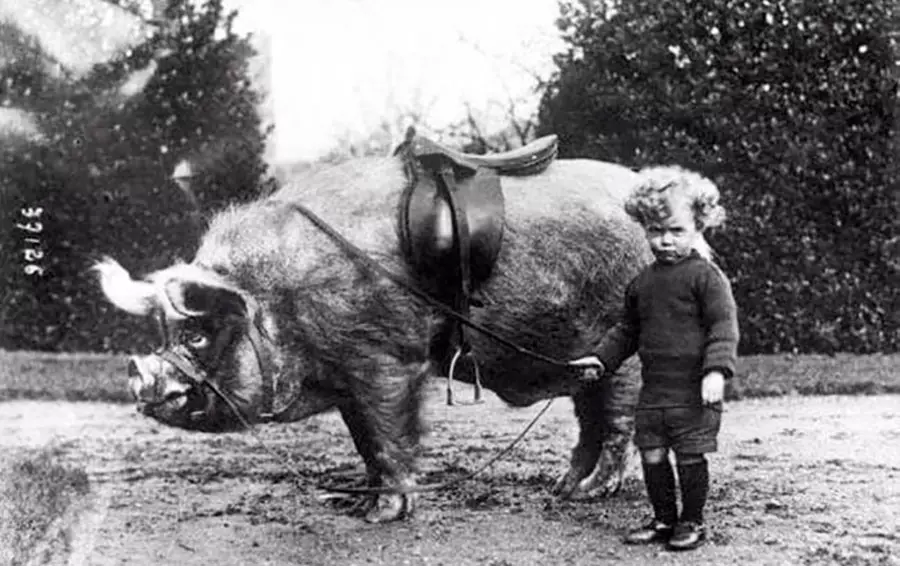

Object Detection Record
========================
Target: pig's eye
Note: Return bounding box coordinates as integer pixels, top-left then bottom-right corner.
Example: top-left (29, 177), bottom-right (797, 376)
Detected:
top-left (184, 332), bottom-right (210, 350)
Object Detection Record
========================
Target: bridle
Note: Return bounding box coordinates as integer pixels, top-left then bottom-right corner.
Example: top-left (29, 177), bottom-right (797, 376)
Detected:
top-left (145, 307), bottom-right (288, 424)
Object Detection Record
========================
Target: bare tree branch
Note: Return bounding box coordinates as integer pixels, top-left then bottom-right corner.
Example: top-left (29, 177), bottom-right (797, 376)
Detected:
top-left (451, 30), bottom-right (545, 149)
top-left (455, 31), bottom-right (549, 89)
top-left (462, 102), bottom-right (494, 152)
top-left (502, 95), bottom-right (534, 146)
top-left (93, 0), bottom-right (170, 26)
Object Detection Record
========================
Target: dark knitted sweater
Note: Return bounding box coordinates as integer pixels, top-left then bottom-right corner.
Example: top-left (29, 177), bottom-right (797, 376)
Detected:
top-left (595, 251), bottom-right (740, 408)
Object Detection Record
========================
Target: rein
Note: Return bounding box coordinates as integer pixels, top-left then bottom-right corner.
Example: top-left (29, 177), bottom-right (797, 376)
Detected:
top-left (210, 377), bottom-right (557, 496)
top-left (274, 202), bottom-right (591, 494)
top-left (147, 200), bottom-right (596, 497)
top-left (148, 200), bottom-right (721, 499)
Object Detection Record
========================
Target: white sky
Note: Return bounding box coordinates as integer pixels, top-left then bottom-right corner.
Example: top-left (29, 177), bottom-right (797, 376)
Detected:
top-left (227, 0), bottom-right (564, 163)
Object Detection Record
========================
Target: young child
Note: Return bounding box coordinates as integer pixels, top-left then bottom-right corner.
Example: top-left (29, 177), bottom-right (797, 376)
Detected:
top-left (570, 166), bottom-right (739, 551)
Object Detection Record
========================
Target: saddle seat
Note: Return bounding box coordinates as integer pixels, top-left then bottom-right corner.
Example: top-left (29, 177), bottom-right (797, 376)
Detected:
top-left (406, 133), bottom-right (559, 177)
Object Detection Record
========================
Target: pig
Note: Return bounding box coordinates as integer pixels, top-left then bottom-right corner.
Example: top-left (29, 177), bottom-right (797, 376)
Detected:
top-left (95, 152), bottom-right (655, 523)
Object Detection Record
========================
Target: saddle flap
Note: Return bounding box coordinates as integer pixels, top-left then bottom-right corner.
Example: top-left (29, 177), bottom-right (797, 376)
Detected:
top-left (397, 163), bottom-right (505, 304)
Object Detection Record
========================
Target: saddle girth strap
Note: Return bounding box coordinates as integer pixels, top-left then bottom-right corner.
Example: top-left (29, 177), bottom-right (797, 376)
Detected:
top-left (434, 165), bottom-right (484, 404)
top-left (436, 165), bottom-right (471, 312)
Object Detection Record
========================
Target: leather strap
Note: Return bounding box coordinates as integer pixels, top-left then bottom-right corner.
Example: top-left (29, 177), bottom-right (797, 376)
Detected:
top-left (436, 166), bottom-right (471, 316)
top-left (435, 164), bottom-right (485, 403)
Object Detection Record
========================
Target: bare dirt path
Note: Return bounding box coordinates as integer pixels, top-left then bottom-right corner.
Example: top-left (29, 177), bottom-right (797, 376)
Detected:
top-left (1, 390), bottom-right (898, 566)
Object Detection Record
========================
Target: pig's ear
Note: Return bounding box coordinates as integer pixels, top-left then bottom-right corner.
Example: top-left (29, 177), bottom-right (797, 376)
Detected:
top-left (163, 278), bottom-right (248, 320)
top-left (92, 257), bottom-right (159, 316)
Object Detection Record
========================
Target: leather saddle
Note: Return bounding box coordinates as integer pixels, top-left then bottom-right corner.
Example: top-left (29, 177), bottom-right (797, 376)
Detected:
top-left (393, 128), bottom-right (559, 403)
top-left (394, 128), bottom-right (558, 305)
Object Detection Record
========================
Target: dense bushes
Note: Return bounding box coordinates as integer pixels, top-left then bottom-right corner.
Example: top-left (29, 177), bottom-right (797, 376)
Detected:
top-left (3, 0), bottom-right (897, 356)
top-left (0, 0), bottom-right (270, 352)
top-left (538, 0), bottom-right (899, 354)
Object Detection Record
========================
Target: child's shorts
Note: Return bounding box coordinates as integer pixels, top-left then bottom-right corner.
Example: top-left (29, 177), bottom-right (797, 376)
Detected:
top-left (633, 404), bottom-right (722, 454)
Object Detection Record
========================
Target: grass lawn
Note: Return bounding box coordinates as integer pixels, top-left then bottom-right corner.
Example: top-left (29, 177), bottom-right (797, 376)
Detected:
top-left (0, 349), bottom-right (898, 403)
top-left (728, 352), bottom-right (900, 399)
top-left (0, 350), bottom-right (134, 403)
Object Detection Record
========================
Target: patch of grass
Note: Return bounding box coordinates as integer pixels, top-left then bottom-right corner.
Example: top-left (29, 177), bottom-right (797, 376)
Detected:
top-left (0, 349), bottom-right (898, 404)
top-left (0, 350), bottom-right (132, 403)
top-left (729, 353), bottom-right (900, 400)
top-left (0, 449), bottom-right (91, 566)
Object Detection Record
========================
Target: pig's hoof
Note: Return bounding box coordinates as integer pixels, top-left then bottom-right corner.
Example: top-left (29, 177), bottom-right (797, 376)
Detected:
top-left (364, 493), bottom-right (412, 523)
top-left (579, 470), bottom-right (623, 498)
top-left (552, 468), bottom-right (586, 499)
top-left (567, 465), bottom-right (625, 500)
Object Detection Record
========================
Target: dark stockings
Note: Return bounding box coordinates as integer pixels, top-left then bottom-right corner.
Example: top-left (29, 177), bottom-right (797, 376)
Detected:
top-left (641, 450), bottom-right (710, 525)
top-left (641, 458), bottom-right (677, 524)
top-left (676, 455), bottom-right (709, 524)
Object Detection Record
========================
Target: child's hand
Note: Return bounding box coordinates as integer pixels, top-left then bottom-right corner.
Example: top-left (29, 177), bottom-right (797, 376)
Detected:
top-left (702, 371), bottom-right (725, 404)
top-left (568, 356), bottom-right (605, 381)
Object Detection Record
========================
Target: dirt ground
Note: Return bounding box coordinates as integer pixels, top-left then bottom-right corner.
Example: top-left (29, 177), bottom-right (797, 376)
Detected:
top-left (1, 387), bottom-right (898, 566)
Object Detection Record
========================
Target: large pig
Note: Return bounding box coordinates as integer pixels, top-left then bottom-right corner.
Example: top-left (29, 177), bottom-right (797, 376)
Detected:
top-left (95, 149), bottom-right (655, 523)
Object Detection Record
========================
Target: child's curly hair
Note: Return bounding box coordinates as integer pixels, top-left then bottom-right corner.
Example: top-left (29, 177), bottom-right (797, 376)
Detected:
top-left (625, 166), bottom-right (726, 231)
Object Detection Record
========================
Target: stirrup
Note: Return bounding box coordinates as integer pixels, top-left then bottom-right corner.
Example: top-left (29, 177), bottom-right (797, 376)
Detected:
top-left (446, 347), bottom-right (484, 406)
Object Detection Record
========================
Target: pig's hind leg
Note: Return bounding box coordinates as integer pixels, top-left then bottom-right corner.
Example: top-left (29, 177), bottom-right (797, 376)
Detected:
top-left (554, 360), bottom-right (639, 499)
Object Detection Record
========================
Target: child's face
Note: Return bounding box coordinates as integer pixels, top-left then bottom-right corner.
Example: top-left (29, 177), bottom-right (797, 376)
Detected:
top-left (643, 204), bottom-right (700, 264)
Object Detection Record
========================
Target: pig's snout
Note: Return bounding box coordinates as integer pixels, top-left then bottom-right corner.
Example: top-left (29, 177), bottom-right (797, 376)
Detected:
top-left (128, 355), bottom-right (193, 416)
top-left (128, 355), bottom-right (163, 406)
top-left (127, 357), bottom-right (142, 380)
